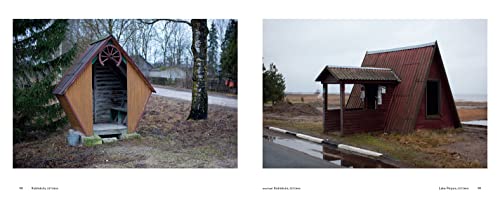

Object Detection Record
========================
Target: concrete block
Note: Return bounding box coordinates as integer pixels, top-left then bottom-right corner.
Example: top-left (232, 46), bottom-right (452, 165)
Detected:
top-left (82, 135), bottom-right (103, 147)
top-left (119, 132), bottom-right (141, 140)
top-left (67, 129), bottom-right (83, 146)
top-left (102, 137), bottom-right (118, 143)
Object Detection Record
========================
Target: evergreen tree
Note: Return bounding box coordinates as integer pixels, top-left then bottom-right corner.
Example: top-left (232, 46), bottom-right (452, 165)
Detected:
top-left (13, 19), bottom-right (76, 142)
top-left (207, 21), bottom-right (218, 79)
top-left (220, 20), bottom-right (237, 85)
top-left (263, 63), bottom-right (286, 105)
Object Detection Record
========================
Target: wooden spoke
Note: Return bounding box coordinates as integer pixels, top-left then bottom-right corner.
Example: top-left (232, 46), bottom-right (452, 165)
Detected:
top-left (98, 44), bottom-right (122, 66)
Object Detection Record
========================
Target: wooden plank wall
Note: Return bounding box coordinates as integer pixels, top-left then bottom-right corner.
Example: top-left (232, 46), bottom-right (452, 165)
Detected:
top-left (343, 109), bottom-right (385, 134)
top-left (57, 95), bottom-right (82, 132)
top-left (324, 108), bottom-right (385, 134)
top-left (93, 64), bottom-right (127, 123)
top-left (127, 63), bottom-right (152, 133)
top-left (65, 63), bottom-right (93, 136)
top-left (324, 109), bottom-right (340, 132)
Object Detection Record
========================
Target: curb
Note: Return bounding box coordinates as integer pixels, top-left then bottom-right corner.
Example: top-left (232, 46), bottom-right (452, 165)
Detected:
top-left (266, 126), bottom-right (383, 157)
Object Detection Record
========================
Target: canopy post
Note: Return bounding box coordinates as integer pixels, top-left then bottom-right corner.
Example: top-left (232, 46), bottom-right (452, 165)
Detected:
top-left (340, 82), bottom-right (345, 136)
top-left (323, 83), bottom-right (328, 133)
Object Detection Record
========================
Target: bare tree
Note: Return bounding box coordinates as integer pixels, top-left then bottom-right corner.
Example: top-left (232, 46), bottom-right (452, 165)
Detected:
top-left (159, 22), bottom-right (175, 66)
top-left (135, 22), bottom-right (156, 61)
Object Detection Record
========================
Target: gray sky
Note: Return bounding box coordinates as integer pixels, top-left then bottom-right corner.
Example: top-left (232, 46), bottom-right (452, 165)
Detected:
top-left (263, 20), bottom-right (487, 95)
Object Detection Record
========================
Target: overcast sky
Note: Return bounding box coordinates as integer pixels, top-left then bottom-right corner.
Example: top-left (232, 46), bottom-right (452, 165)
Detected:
top-left (263, 20), bottom-right (487, 95)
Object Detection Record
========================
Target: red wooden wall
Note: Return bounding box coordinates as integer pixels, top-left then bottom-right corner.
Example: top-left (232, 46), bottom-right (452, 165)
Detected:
top-left (342, 109), bottom-right (385, 134)
top-left (414, 54), bottom-right (456, 129)
top-left (324, 109), bottom-right (340, 132)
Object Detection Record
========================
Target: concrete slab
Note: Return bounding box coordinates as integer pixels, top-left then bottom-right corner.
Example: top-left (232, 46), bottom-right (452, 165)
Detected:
top-left (102, 137), bottom-right (118, 143)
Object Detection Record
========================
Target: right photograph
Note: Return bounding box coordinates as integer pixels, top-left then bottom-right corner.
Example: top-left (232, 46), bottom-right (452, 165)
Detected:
top-left (263, 19), bottom-right (487, 168)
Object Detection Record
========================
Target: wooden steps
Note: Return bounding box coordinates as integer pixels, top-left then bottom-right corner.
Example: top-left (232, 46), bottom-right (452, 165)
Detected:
top-left (93, 123), bottom-right (127, 136)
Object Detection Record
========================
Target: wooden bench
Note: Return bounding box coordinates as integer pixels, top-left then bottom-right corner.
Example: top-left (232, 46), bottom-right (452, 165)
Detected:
top-left (110, 98), bottom-right (127, 124)
top-left (110, 107), bottom-right (127, 124)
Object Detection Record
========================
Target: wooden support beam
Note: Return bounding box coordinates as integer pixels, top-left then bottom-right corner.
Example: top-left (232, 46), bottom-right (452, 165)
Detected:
top-left (340, 82), bottom-right (345, 136)
top-left (323, 83), bottom-right (328, 133)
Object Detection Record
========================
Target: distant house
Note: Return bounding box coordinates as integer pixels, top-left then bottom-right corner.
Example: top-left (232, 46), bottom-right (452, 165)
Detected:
top-left (129, 55), bottom-right (153, 78)
top-left (149, 64), bottom-right (190, 80)
top-left (315, 41), bottom-right (461, 135)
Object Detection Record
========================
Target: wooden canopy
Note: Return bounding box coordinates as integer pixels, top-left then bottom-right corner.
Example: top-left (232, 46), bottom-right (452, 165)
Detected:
top-left (315, 66), bottom-right (401, 84)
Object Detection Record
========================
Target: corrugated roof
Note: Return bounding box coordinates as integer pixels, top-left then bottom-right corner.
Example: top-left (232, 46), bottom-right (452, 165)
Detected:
top-left (316, 66), bottom-right (401, 83)
top-left (346, 41), bottom-right (460, 133)
top-left (366, 41), bottom-right (436, 55)
top-left (53, 35), bottom-right (156, 95)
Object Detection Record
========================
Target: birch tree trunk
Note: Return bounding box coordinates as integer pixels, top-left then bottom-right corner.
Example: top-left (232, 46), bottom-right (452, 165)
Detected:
top-left (187, 19), bottom-right (209, 120)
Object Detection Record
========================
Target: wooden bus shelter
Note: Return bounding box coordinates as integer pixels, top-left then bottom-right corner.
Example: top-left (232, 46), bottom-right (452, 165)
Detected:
top-left (315, 41), bottom-right (461, 135)
top-left (53, 35), bottom-right (156, 138)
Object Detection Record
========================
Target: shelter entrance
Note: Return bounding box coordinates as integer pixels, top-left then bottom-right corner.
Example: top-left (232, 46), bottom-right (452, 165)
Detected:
top-left (364, 84), bottom-right (378, 109)
top-left (315, 66), bottom-right (401, 135)
top-left (92, 44), bottom-right (128, 136)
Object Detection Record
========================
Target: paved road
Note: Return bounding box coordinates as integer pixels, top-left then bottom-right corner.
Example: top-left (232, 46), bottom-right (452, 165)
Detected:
top-left (153, 87), bottom-right (237, 108)
top-left (263, 139), bottom-right (340, 168)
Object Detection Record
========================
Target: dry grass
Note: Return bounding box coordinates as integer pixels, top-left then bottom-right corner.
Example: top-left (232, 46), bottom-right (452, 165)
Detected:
top-left (378, 128), bottom-right (485, 168)
top-left (14, 95), bottom-right (237, 168)
top-left (458, 109), bottom-right (487, 121)
top-left (285, 94), bottom-right (349, 108)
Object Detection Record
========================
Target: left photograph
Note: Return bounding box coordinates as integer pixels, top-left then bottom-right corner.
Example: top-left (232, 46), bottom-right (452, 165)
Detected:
top-left (13, 19), bottom-right (238, 168)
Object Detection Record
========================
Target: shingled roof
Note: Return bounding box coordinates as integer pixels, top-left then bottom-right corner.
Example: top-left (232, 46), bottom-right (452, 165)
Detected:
top-left (315, 66), bottom-right (401, 83)
top-left (53, 35), bottom-right (156, 95)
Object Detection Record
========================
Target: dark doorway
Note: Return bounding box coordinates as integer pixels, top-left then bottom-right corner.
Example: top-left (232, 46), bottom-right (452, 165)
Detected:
top-left (426, 80), bottom-right (440, 116)
top-left (365, 84), bottom-right (377, 109)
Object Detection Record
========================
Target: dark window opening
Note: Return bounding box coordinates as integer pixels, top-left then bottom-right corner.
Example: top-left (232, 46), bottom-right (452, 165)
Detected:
top-left (426, 80), bottom-right (440, 116)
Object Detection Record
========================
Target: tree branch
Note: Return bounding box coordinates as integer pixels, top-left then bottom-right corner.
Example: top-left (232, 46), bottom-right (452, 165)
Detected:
top-left (138, 19), bottom-right (192, 27)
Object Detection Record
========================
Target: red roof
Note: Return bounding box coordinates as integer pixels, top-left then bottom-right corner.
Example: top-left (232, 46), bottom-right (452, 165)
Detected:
top-left (53, 35), bottom-right (155, 95)
top-left (346, 41), bottom-right (460, 133)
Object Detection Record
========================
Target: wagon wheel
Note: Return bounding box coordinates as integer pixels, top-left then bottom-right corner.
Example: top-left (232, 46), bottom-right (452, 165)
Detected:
top-left (99, 44), bottom-right (122, 66)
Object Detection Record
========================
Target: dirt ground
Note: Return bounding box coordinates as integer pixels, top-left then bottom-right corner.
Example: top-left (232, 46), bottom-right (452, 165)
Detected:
top-left (14, 95), bottom-right (237, 168)
top-left (264, 94), bottom-right (487, 168)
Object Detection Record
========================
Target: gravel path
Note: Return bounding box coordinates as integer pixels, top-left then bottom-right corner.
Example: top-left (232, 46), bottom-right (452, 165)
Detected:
top-left (153, 87), bottom-right (237, 108)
